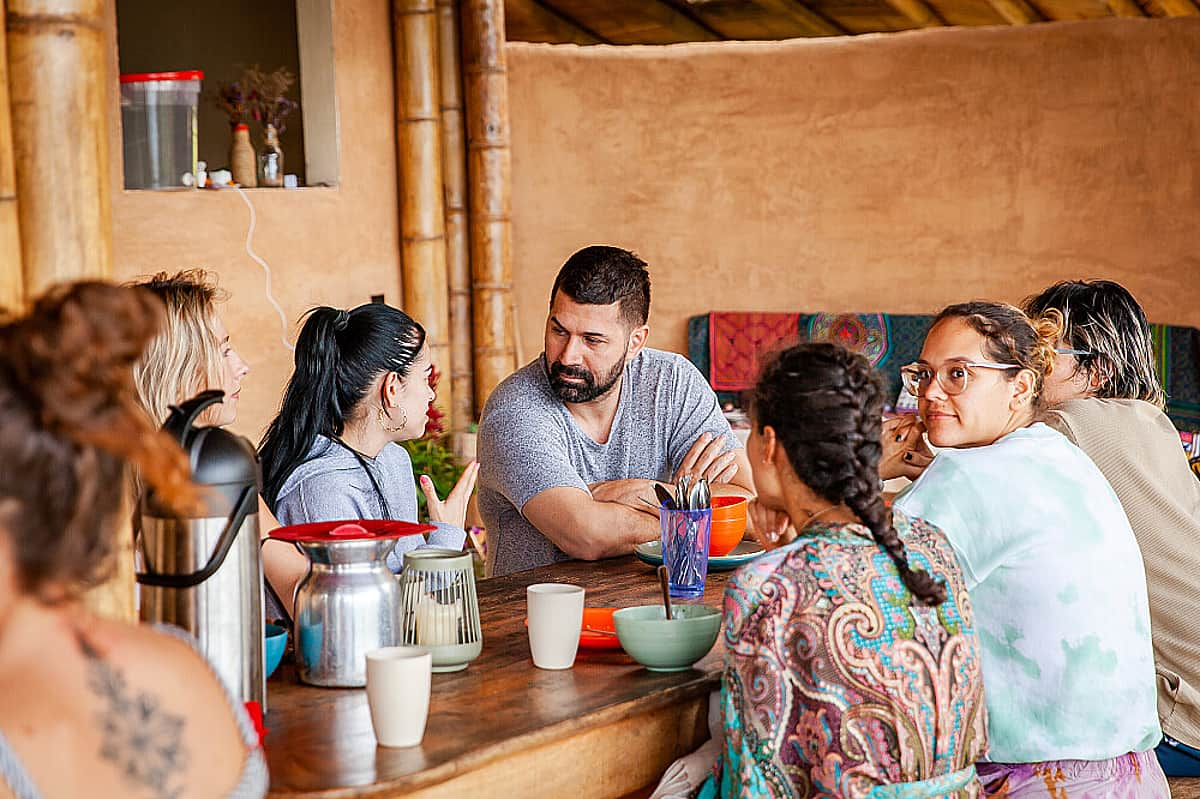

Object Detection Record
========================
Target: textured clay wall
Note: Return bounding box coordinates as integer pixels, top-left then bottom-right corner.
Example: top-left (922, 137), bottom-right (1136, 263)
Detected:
top-left (107, 16), bottom-right (1200, 436)
top-left (109, 1), bottom-right (400, 439)
top-left (507, 19), bottom-right (1200, 366)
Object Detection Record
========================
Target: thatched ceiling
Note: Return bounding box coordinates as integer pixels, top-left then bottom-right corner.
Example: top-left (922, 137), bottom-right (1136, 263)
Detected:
top-left (505, 0), bottom-right (1189, 43)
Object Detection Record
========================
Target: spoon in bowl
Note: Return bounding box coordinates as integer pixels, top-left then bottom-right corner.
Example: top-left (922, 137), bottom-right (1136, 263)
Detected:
top-left (657, 565), bottom-right (674, 621)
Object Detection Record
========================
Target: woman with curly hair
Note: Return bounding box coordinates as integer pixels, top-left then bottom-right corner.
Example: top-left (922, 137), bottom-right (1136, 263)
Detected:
top-left (658, 342), bottom-right (988, 798)
top-left (0, 282), bottom-right (266, 798)
top-left (893, 301), bottom-right (1164, 796)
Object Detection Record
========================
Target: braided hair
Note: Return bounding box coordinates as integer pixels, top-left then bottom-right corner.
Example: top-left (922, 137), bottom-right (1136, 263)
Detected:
top-left (753, 342), bottom-right (947, 606)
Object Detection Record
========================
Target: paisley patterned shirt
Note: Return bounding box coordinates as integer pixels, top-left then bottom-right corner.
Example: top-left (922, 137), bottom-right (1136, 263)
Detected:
top-left (702, 511), bottom-right (987, 798)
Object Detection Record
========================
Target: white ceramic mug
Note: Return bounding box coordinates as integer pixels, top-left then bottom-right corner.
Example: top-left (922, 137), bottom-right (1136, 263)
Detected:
top-left (365, 646), bottom-right (432, 747)
top-left (527, 583), bottom-right (585, 670)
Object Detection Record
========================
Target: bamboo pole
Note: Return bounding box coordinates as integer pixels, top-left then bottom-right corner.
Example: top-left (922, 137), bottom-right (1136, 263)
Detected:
top-left (506, 0), bottom-right (607, 44)
top-left (7, 0), bottom-right (128, 620)
top-left (747, 0), bottom-right (846, 36)
top-left (884, 0), bottom-right (946, 26)
top-left (395, 0), bottom-right (455, 430)
top-left (8, 0), bottom-right (112, 297)
top-left (985, 0), bottom-right (1043, 23)
top-left (0, 0), bottom-right (22, 312)
top-left (1158, 0), bottom-right (1200, 14)
top-left (438, 0), bottom-right (475, 429)
top-left (1105, 0), bottom-right (1146, 15)
top-left (461, 0), bottom-right (516, 411)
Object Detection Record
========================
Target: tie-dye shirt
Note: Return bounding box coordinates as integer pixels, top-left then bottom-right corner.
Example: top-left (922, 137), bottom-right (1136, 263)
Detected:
top-left (895, 423), bottom-right (1160, 763)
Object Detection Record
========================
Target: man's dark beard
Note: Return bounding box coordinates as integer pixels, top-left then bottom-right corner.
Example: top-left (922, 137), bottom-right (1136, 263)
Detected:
top-left (548, 353), bottom-right (626, 403)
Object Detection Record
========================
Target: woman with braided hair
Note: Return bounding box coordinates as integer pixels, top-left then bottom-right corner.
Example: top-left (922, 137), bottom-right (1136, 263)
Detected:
top-left (0, 282), bottom-right (266, 798)
top-left (893, 302), bottom-right (1165, 797)
top-left (670, 342), bottom-right (989, 798)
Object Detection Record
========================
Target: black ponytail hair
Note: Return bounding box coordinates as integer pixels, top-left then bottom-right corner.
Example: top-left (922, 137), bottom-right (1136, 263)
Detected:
top-left (259, 304), bottom-right (425, 510)
top-left (752, 342), bottom-right (948, 606)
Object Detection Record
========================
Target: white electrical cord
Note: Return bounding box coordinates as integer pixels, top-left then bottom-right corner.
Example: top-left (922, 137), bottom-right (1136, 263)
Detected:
top-left (233, 185), bottom-right (295, 352)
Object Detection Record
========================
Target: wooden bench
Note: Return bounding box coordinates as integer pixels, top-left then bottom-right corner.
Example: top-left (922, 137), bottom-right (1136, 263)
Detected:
top-left (1171, 777), bottom-right (1200, 798)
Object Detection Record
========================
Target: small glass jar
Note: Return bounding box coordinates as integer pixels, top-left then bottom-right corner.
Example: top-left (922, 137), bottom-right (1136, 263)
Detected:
top-left (259, 124), bottom-right (284, 187)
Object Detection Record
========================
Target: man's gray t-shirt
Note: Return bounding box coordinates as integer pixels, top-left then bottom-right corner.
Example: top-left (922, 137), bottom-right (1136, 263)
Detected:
top-left (477, 347), bottom-right (738, 577)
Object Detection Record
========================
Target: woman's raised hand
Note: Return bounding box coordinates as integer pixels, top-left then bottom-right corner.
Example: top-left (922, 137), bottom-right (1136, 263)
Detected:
top-left (420, 461), bottom-right (480, 530)
top-left (879, 416), bottom-right (933, 481)
top-left (749, 499), bottom-right (796, 552)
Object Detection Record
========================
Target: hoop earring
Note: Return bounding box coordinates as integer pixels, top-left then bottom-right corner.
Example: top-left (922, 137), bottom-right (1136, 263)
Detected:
top-left (377, 406), bottom-right (407, 433)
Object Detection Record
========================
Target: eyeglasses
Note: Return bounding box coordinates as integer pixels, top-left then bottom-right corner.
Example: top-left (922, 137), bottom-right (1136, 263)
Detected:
top-left (900, 360), bottom-right (1020, 397)
top-left (1054, 347), bottom-right (1092, 357)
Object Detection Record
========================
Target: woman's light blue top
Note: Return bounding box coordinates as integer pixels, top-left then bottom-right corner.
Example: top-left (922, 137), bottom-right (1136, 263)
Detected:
top-left (895, 423), bottom-right (1160, 763)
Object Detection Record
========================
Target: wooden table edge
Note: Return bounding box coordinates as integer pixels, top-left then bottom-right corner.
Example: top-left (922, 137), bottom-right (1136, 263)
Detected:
top-left (267, 670), bottom-right (721, 798)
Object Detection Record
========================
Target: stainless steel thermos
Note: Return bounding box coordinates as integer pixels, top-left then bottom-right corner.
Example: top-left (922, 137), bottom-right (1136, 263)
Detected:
top-left (136, 390), bottom-right (265, 708)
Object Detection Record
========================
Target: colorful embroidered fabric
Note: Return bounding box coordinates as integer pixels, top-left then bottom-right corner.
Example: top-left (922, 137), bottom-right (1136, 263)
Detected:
top-left (688, 314), bottom-right (1200, 428)
top-left (1159, 324), bottom-right (1200, 429)
top-left (701, 511), bottom-right (988, 798)
top-left (806, 313), bottom-right (890, 368)
top-left (691, 311), bottom-right (931, 410)
top-left (708, 312), bottom-right (802, 392)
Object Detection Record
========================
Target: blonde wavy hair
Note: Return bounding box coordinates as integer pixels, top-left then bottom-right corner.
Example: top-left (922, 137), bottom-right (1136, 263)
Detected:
top-left (130, 270), bottom-right (226, 425)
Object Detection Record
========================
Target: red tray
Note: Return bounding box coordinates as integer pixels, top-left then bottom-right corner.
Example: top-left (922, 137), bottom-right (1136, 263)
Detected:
top-left (269, 519), bottom-right (435, 543)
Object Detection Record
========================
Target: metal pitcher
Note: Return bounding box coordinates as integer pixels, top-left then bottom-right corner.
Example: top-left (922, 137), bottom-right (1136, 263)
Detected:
top-left (137, 390), bottom-right (264, 708)
top-left (290, 525), bottom-right (403, 688)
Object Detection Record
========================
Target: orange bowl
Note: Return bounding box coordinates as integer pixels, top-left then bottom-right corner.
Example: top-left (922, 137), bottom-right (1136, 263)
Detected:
top-left (709, 496), bottom-right (748, 556)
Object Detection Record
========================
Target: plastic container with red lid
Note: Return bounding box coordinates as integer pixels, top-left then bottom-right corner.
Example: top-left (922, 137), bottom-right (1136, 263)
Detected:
top-left (120, 70), bottom-right (204, 190)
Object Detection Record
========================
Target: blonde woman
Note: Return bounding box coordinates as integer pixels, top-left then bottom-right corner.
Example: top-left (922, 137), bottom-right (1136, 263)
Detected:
top-left (131, 270), bottom-right (307, 621)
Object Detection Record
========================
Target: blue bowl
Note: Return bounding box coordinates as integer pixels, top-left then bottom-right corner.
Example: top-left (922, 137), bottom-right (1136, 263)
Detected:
top-left (265, 623), bottom-right (288, 678)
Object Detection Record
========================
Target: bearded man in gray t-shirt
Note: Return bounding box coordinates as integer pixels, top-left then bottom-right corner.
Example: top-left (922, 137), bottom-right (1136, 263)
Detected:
top-left (478, 246), bottom-right (754, 577)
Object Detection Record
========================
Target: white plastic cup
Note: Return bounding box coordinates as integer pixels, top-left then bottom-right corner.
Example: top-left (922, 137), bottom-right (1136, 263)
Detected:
top-left (365, 646), bottom-right (432, 747)
top-left (527, 583), bottom-right (584, 670)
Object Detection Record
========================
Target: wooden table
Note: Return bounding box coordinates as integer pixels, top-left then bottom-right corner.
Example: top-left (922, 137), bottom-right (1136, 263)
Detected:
top-left (264, 556), bottom-right (729, 798)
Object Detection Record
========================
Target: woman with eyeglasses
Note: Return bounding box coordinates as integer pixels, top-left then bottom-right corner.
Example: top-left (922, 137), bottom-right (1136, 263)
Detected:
top-left (892, 301), bottom-right (1165, 797)
top-left (1025, 280), bottom-right (1200, 779)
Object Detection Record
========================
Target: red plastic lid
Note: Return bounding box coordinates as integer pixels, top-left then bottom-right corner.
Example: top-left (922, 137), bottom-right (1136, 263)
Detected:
top-left (270, 520), bottom-right (435, 544)
top-left (120, 70), bottom-right (204, 84)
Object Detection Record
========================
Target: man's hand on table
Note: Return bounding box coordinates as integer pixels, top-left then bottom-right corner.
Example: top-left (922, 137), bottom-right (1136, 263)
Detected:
top-left (674, 432), bottom-right (739, 485)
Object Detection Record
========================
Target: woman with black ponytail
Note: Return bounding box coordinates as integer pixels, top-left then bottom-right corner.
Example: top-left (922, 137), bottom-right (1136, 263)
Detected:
top-left (259, 304), bottom-right (478, 580)
top-left (662, 343), bottom-right (987, 799)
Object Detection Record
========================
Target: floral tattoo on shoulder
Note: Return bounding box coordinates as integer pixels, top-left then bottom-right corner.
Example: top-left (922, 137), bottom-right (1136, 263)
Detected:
top-left (83, 640), bottom-right (188, 798)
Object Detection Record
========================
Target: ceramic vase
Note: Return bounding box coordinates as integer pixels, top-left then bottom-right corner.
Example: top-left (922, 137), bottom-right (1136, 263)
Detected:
top-left (229, 124), bottom-right (257, 188)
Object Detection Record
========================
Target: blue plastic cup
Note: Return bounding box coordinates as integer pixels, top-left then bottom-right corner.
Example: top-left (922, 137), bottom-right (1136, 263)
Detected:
top-left (659, 507), bottom-right (712, 598)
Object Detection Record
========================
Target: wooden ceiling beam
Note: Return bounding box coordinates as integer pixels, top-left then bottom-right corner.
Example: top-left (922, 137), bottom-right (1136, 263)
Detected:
top-left (641, 0), bottom-right (725, 41)
top-left (508, 0), bottom-right (610, 44)
top-left (1105, 0), bottom-right (1147, 14)
top-left (985, 0), bottom-right (1043, 23)
top-left (884, 0), bottom-right (946, 26)
top-left (1158, 0), bottom-right (1200, 15)
top-left (747, 0), bottom-right (847, 36)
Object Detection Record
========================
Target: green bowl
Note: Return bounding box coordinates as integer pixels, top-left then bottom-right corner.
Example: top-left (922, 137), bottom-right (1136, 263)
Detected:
top-left (612, 605), bottom-right (721, 672)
